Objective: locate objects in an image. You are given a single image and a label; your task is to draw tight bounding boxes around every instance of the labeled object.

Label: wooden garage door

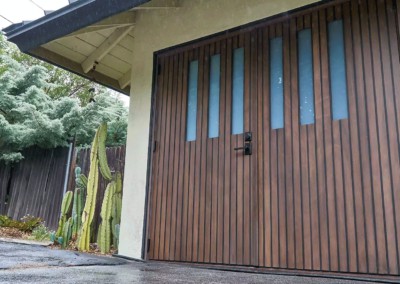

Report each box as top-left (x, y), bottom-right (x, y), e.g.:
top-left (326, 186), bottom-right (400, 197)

top-left (148, 0), bottom-right (400, 275)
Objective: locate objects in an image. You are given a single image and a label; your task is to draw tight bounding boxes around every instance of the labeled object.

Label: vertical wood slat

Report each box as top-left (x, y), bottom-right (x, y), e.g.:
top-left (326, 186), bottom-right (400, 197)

top-left (179, 51), bottom-right (190, 261)
top-left (198, 44), bottom-right (208, 263)
top-left (262, 26), bottom-right (272, 269)
top-left (289, 17), bottom-right (299, 270)
top-left (229, 36), bottom-right (238, 265)
top-left (186, 50), bottom-right (196, 262)
top-left (249, 29), bottom-right (259, 267)
top-left (276, 22), bottom-right (287, 269)
top-left (268, 24), bottom-right (279, 269)
top-left (283, 20), bottom-right (300, 268)
top-left (167, 53), bottom-right (177, 260)
top-left (159, 55), bottom-right (173, 260)
top-left (341, 2), bottom-right (358, 273)
top-left (385, 0), bottom-right (400, 273)
top-left (171, 52), bottom-right (184, 260)
top-left (234, 34), bottom-right (243, 266)
top-left (302, 15), bottom-right (318, 270)
top-left (211, 42), bottom-right (221, 264)
top-left (223, 37), bottom-right (233, 264)
top-left (256, 27), bottom-right (265, 267)
top-left (164, 54), bottom-right (179, 260)
top-left (192, 45), bottom-right (204, 263)
top-left (148, 0), bottom-right (400, 276)
top-left (243, 31), bottom-right (251, 266)
top-left (313, 8), bottom-right (329, 272)
top-left (216, 40), bottom-right (225, 264)
top-left (203, 44), bottom-right (212, 263)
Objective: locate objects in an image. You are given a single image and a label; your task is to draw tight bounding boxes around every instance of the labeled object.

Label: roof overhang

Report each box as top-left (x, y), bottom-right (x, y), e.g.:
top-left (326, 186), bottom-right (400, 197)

top-left (2, 0), bottom-right (153, 95)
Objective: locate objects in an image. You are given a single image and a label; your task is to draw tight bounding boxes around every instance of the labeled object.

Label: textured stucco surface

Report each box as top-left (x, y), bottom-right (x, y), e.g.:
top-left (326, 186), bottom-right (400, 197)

top-left (120, 0), bottom-right (321, 259)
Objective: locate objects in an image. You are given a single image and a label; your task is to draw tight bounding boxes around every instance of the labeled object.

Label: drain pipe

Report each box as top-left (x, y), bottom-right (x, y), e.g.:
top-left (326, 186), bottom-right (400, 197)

top-left (62, 142), bottom-right (74, 196)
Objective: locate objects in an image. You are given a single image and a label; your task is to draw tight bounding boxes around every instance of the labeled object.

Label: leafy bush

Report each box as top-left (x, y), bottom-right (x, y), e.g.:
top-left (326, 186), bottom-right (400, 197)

top-left (0, 41), bottom-right (129, 164)
top-left (30, 224), bottom-right (51, 241)
top-left (0, 215), bottom-right (42, 232)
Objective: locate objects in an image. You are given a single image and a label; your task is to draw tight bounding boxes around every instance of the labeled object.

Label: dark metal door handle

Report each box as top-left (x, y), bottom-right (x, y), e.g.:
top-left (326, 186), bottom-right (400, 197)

top-left (234, 142), bottom-right (252, 155)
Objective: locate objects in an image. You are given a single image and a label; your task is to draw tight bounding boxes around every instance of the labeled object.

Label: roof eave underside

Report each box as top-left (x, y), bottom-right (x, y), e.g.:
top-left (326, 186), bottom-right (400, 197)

top-left (3, 0), bottom-right (150, 52)
top-left (2, 0), bottom-right (151, 95)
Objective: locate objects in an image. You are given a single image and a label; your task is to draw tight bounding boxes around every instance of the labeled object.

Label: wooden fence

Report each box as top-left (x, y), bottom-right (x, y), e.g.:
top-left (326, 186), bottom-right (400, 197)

top-left (0, 145), bottom-right (126, 231)
top-left (0, 147), bottom-right (70, 229)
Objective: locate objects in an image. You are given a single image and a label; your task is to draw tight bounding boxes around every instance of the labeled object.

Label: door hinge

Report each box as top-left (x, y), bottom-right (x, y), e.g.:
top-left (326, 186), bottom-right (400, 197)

top-left (147, 238), bottom-right (151, 253)
top-left (153, 141), bottom-right (157, 153)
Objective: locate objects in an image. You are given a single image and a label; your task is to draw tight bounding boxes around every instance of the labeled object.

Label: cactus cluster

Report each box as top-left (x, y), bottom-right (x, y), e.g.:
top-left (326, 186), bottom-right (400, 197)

top-left (77, 126), bottom-right (100, 252)
top-left (97, 124), bottom-right (123, 253)
top-left (55, 123), bottom-right (123, 254)
top-left (98, 174), bottom-right (123, 253)
top-left (55, 191), bottom-right (73, 247)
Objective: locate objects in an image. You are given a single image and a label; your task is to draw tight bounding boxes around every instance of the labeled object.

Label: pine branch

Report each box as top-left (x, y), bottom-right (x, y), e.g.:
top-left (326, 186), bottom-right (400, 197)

top-left (68, 82), bottom-right (89, 98)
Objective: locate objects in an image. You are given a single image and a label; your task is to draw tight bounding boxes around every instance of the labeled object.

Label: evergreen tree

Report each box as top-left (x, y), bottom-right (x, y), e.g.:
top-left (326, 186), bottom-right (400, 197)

top-left (0, 34), bottom-right (128, 163)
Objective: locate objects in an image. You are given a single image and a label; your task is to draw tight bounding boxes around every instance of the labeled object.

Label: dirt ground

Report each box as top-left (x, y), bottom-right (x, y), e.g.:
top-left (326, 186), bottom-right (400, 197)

top-left (0, 226), bottom-right (116, 256)
top-left (0, 227), bottom-right (31, 239)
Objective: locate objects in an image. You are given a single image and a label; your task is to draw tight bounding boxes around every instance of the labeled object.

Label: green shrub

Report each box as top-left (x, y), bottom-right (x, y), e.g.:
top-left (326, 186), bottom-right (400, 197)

top-left (0, 215), bottom-right (42, 232)
top-left (30, 224), bottom-right (51, 241)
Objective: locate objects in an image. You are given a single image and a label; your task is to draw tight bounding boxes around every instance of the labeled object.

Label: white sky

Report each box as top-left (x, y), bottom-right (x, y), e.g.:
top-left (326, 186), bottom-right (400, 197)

top-left (0, 0), bottom-right (130, 107)
top-left (0, 0), bottom-right (69, 29)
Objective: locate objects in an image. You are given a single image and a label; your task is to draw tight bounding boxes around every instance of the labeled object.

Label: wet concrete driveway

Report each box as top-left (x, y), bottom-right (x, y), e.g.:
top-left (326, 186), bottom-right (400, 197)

top-left (0, 241), bottom-right (395, 283)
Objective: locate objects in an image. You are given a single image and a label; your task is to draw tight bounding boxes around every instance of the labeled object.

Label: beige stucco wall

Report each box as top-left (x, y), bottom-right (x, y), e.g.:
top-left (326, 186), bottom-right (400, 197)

top-left (119, 0), bottom-right (320, 259)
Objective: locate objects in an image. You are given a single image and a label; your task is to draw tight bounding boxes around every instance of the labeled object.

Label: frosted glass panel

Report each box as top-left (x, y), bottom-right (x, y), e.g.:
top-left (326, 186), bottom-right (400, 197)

top-left (328, 20), bottom-right (348, 120)
top-left (186, 60), bottom-right (198, 141)
top-left (298, 29), bottom-right (315, 125)
top-left (232, 48), bottom-right (244, 135)
top-left (270, 37), bottom-right (284, 129)
top-left (208, 54), bottom-right (221, 138)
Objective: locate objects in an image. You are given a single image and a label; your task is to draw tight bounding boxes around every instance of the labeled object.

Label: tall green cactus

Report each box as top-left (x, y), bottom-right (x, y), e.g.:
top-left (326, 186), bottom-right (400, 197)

top-left (98, 181), bottom-right (115, 253)
top-left (72, 167), bottom-right (86, 240)
top-left (114, 224), bottom-right (120, 249)
top-left (75, 167), bottom-right (88, 189)
top-left (62, 217), bottom-right (72, 248)
top-left (77, 126), bottom-right (101, 252)
top-left (71, 187), bottom-right (84, 239)
top-left (76, 122), bottom-right (124, 253)
top-left (56, 191), bottom-right (73, 238)
top-left (98, 123), bottom-right (112, 181)
top-left (75, 167), bottom-right (81, 181)
top-left (112, 172), bottom-right (123, 249)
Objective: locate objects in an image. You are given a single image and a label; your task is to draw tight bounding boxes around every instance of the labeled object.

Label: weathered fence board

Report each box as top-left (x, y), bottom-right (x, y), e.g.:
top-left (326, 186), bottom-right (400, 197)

top-left (0, 147), bottom-right (70, 229)
top-left (0, 165), bottom-right (11, 215)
